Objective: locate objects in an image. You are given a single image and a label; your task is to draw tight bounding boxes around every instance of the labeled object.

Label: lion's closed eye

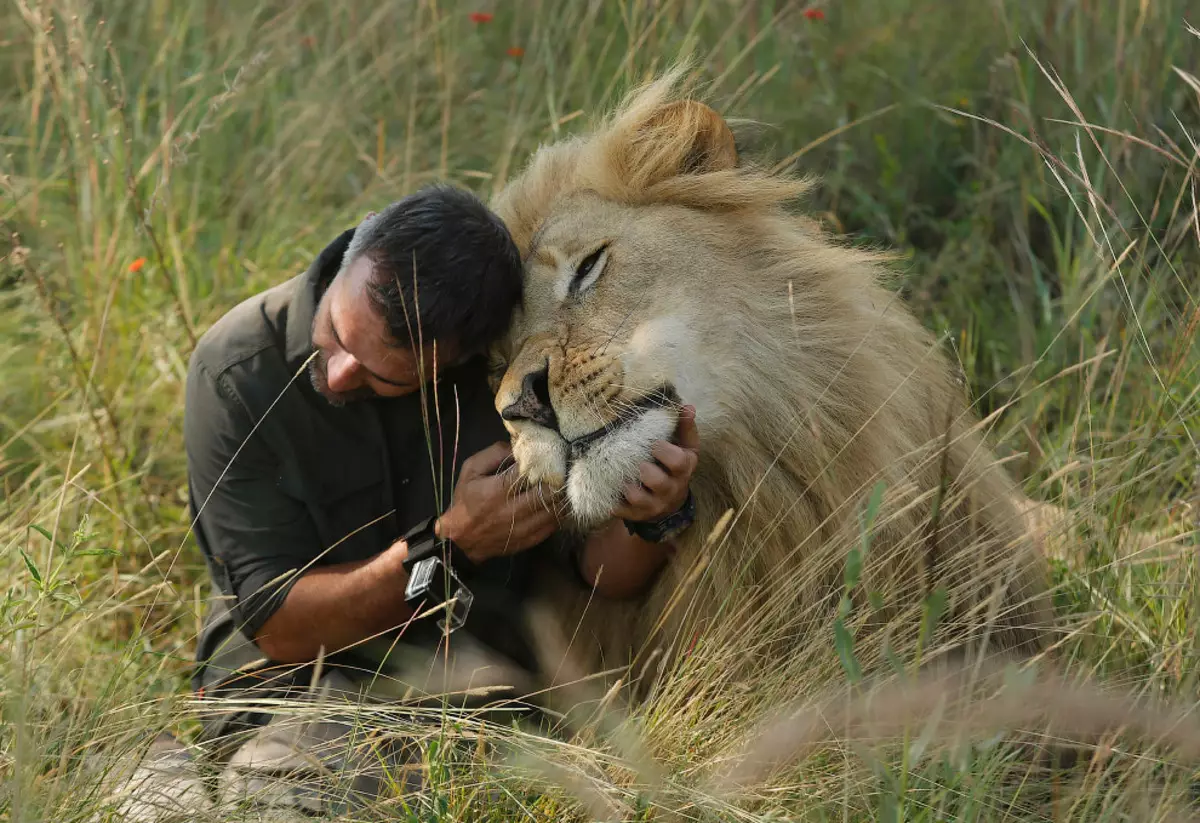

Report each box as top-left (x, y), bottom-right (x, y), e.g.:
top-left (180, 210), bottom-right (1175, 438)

top-left (569, 244), bottom-right (609, 297)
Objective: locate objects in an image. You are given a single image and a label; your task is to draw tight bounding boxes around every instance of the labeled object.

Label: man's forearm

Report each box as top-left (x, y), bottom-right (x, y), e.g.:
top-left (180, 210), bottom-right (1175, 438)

top-left (253, 541), bottom-right (414, 663)
top-left (579, 520), bottom-right (674, 599)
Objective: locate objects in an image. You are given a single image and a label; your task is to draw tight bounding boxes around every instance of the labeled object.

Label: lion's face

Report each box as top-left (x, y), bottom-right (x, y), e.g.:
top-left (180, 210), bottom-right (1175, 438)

top-left (494, 190), bottom-right (727, 528)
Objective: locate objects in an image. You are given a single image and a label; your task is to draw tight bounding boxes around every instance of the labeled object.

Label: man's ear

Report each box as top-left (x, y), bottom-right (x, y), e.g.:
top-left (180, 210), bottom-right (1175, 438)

top-left (633, 99), bottom-right (739, 180)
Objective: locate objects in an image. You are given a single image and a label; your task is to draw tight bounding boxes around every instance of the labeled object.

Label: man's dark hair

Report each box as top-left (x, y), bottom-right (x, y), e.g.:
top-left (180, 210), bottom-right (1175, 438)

top-left (343, 183), bottom-right (523, 355)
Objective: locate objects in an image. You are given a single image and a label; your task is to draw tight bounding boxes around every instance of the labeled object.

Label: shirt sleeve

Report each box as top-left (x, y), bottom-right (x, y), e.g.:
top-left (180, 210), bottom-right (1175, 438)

top-left (184, 357), bottom-right (320, 640)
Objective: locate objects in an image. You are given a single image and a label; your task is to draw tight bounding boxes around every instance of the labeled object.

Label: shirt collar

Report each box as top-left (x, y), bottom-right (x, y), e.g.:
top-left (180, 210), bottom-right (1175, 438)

top-left (285, 227), bottom-right (356, 370)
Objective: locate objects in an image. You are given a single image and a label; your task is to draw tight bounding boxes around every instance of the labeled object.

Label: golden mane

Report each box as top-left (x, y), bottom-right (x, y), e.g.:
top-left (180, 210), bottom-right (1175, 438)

top-left (491, 66), bottom-right (1055, 699)
top-left (494, 66), bottom-right (817, 248)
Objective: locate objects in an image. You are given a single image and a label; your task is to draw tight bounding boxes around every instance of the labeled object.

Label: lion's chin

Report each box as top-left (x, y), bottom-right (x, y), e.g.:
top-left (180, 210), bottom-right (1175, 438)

top-left (509, 430), bottom-right (568, 492)
top-left (569, 406), bottom-right (679, 529)
top-left (511, 407), bottom-right (679, 532)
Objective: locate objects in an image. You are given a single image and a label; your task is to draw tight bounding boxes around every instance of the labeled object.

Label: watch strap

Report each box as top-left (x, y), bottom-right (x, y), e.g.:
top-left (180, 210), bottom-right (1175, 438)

top-left (623, 488), bottom-right (696, 544)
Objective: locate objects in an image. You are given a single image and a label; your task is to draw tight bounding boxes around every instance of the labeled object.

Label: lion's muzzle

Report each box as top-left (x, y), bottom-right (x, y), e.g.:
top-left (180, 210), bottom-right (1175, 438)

top-left (499, 360), bottom-right (558, 430)
top-left (496, 341), bottom-right (683, 528)
top-left (566, 384), bottom-right (681, 459)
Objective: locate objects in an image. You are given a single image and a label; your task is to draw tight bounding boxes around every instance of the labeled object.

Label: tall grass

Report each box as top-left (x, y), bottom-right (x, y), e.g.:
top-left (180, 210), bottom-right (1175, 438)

top-left (1, 0), bottom-right (1198, 820)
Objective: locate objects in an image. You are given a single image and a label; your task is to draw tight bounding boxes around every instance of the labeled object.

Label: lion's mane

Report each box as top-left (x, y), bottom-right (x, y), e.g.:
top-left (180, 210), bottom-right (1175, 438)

top-left (490, 67), bottom-right (1055, 696)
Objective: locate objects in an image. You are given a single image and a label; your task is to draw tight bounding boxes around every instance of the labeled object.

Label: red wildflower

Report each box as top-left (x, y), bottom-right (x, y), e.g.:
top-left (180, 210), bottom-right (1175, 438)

top-left (804, 7), bottom-right (825, 19)
top-left (506, 46), bottom-right (524, 58)
top-left (300, 35), bottom-right (316, 49)
top-left (128, 257), bottom-right (146, 273)
top-left (468, 12), bottom-right (493, 23)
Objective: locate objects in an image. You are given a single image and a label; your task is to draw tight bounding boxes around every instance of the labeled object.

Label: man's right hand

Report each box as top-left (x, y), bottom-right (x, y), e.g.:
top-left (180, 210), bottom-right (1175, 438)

top-left (434, 441), bottom-right (558, 564)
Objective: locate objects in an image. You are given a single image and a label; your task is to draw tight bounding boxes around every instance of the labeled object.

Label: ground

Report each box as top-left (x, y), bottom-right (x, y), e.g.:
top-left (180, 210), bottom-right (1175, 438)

top-left (1, 1), bottom-right (1198, 821)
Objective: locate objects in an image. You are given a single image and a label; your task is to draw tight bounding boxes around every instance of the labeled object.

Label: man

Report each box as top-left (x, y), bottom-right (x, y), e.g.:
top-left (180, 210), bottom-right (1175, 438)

top-left (176, 183), bottom-right (700, 814)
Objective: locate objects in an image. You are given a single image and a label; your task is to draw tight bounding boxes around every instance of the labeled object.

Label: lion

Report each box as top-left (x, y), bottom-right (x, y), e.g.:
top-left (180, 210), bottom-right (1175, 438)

top-left (486, 67), bottom-right (1057, 697)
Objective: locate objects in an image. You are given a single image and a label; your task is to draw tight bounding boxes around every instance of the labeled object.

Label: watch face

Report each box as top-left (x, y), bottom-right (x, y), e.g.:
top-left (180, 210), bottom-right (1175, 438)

top-left (405, 556), bottom-right (441, 601)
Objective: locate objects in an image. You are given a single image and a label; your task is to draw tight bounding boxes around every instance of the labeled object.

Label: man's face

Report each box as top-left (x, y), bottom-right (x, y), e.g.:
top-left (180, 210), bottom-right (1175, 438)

top-left (309, 255), bottom-right (452, 406)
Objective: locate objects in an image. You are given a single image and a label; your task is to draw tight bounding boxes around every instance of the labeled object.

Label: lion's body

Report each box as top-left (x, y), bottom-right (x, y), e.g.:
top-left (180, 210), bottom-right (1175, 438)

top-left (489, 69), bottom-right (1054, 692)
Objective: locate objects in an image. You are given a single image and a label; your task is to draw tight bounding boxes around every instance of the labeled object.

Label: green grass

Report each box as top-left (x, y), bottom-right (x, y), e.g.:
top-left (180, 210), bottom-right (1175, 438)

top-left (2, 0), bottom-right (1199, 820)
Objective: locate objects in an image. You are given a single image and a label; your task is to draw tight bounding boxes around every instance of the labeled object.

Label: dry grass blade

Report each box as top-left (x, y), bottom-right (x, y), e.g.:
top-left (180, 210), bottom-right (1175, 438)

top-left (523, 602), bottom-right (670, 794)
top-left (706, 658), bottom-right (1200, 799)
top-left (508, 749), bottom-right (630, 823)
top-left (3, 2), bottom-right (1200, 821)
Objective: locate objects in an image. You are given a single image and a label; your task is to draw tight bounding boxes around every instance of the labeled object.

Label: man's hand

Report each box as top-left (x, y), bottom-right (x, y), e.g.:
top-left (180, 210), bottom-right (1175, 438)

top-left (435, 441), bottom-right (559, 564)
top-left (613, 405), bottom-right (700, 523)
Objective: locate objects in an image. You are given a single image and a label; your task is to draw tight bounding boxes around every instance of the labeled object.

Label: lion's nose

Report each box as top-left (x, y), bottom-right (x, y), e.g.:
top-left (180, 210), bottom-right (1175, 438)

top-left (500, 362), bottom-right (558, 430)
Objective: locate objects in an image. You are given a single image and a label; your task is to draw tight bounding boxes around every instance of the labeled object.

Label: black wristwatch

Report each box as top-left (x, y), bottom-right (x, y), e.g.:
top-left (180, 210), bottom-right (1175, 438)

top-left (623, 488), bottom-right (696, 544)
top-left (400, 516), bottom-right (474, 634)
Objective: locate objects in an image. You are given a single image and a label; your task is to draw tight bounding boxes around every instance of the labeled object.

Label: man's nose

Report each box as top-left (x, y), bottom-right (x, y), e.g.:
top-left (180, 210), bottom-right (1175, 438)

top-left (325, 350), bottom-right (361, 392)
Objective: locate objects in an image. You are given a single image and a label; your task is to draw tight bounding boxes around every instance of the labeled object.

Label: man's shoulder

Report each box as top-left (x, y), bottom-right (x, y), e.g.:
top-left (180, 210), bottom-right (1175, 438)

top-left (189, 275), bottom-right (303, 383)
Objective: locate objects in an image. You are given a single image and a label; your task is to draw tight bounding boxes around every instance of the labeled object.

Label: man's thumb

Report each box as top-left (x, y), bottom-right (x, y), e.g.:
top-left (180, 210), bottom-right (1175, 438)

top-left (467, 441), bottom-right (513, 478)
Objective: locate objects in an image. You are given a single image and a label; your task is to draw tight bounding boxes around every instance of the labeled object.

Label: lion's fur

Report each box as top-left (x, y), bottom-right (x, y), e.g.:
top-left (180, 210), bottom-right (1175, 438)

top-left (489, 67), bottom-right (1056, 694)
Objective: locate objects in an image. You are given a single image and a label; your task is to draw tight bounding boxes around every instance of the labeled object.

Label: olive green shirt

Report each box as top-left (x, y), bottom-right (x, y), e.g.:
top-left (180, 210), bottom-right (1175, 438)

top-left (185, 229), bottom-right (546, 694)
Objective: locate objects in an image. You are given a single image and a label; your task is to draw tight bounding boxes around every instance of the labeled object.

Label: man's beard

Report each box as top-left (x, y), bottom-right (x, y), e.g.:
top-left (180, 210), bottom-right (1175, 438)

top-left (308, 349), bottom-right (377, 407)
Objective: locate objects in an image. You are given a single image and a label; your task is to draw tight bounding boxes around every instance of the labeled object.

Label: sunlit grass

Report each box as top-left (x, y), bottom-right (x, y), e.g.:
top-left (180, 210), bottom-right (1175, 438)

top-left (2, 1), bottom-right (1198, 820)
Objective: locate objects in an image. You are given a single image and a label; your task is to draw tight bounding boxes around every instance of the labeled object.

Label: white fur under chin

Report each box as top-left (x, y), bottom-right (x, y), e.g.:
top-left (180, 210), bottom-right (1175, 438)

top-left (567, 407), bottom-right (677, 528)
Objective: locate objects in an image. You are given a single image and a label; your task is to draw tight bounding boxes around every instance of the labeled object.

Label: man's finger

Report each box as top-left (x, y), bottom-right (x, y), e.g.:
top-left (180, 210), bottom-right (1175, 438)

top-left (506, 485), bottom-right (561, 521)
top-left (675, 405), bottom-right (700, 452)
top-left (501, 496), bottom-right (560, 549)
top-left (513, 521), bottom-right (559, 555)
top-left (533, 521), bottom-right (558, 545)
top-left (638, 462), bottom-right (671, 493)
top-left (463, 441), bottom-right (513, 479)
top-left (650, 441), bottom-right (693, 475)
top-left (620, 483), bottom-right (656, 513)
top-left (520, 515), bottom-right (559, 548)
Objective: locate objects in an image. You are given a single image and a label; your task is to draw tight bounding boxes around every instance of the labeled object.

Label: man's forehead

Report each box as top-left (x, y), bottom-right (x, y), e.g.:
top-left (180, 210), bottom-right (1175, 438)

top-left (338, 254), bottom-right (377, 297)
top-left (332, 268), bottom-right (460, 377)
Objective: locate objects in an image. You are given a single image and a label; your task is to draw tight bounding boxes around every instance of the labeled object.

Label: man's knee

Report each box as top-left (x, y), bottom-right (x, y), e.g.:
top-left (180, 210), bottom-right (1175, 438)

top-left (94, 733), bottom-right (213, 823)
top-left (216, 709), bottom-right (425, 813)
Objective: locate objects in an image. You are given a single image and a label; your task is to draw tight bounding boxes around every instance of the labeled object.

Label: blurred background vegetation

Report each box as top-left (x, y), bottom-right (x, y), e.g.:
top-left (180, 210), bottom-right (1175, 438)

top-left (2, 1), bottom-right (1198, 820)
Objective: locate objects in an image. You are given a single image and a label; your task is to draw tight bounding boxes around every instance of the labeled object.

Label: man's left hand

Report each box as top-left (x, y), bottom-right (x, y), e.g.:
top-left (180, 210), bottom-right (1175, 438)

top-left (612, 405), bottom-right (700, 523)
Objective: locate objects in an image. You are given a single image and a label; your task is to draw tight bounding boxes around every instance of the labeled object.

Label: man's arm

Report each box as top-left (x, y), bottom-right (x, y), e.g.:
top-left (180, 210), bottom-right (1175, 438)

top-left (187, 355), bottom-right (558, 665)
top-left (252, 541), bottom-right (413, 663)
top-left (578, 521), bottom-right (676, 599)
top-left (256, 442), bottom-right (560, 662)
top-left (185, 358), bottom-right (418, 665)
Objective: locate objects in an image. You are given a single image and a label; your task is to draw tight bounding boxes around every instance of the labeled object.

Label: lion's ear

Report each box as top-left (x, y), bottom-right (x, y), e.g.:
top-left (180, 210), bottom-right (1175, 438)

top-left (628, 99), bottom-right (739, 182)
